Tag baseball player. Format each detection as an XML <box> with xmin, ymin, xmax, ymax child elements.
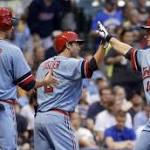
<box><xmin>0</xmin><ymin>7</ymin><xmax>57</xmax><ymax>149</ymax></box>
<box><xmin>34</xmin><ymin>31</ymin><xmax>107</xmax><ymax>150</ymax></box>
<box><xmin>97</xmin><ymin>20</ymin><xmax>150</xmax><ymax>150</ymax></box>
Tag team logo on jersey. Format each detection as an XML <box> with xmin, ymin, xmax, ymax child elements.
<box><xmin>142</xmin><ymin>67</ymin><xmax>150</xmax><ymax>92</ymax></box>
<box><xmin>143</xmin><ymin>67</ymin><xmax>150</xmax><ymax>79</ymax></box>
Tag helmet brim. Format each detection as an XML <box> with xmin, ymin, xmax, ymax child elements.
<box><xmin>75</xmin><ymin>39</ymin><xmax>85</xmax><ymax>44</ymax></box>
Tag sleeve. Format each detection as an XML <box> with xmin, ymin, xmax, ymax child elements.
<box><xmin>12</xmin><ymin>48</ymin><xmax>35</xmax><ymax>91</ymax></box>
<box><xmin>125</xmin><ymin>48</ymin><xmax>142</xmax><ymax>71</ymax></box>
<box><xmin>81</xmin><ymin>59</ymin><xmax>94</xmax><ymax>78</ymax></box>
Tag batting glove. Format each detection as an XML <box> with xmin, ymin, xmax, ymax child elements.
<box><xmin>97</xmin><ymin>21</ymin><xmax>112</xmax><ymax>42</ymax></box>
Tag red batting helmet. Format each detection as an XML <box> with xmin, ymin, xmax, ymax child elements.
<box><xmin>54</xmin><ymin>31</ymin><xmax>84</xmax><ymax>53</ymax></box>
<box><xmin>0</xmin><ymin>7</ymin><xmax>17</xmax><ymax>32</ymax></box>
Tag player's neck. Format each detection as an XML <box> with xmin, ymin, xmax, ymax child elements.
<box><xmin>59</xmin><ymin>49</ymin><xmax>71</xmax><ymax>58</ymax></box>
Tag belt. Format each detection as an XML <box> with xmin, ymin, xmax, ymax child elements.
<box><xmin>49</xmin><ymin>109</ymin><xmax>71</xmax><ymax>117</ymax></box>
<box><xmin>0</xmin><ymin>99</ymin><xmax>17</xmax><ymax>105</ymax></box>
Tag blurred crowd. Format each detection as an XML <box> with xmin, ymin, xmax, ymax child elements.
<box><xmin>1</xmin><ymin>0</ymin><xmax>150</xmax><ymax>149</ymax></box>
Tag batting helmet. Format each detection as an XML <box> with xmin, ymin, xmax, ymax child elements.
<box><xmin>54</xmin><ymin>31</ymin><xmax>84</xmax><ymax>53</ymax></box>
<box><xmin>0</xmin><ymin>7</ymin><xmax>17</xmax><ymax>32</ymax></box>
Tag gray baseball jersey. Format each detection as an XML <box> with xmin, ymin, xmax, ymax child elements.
<box><xmin>36</xmin><ymin>55</ymin><xmax>91</xmax><ymax>112</ymax></box>
<box><xmin>131</xmin><ymin>47</ymin><xmax>150</xmax><ymax>150</ymax></box>
<box><xmin>0</xmin><ymin>40</ymin><xmax>35</xmax><ymax>100</ymax></box>
<box><xmin>0</xmin><ymin>39</ymin><xmax>35</xmax><ymax>149</ymax></box>
<box><xmin>131</xmin><ymin>48</ymin><xmax>150</xmax><ymax>103</ymax></box>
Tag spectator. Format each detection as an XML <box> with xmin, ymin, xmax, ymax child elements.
<box><xmin>90</xmin><ymin>0</ymin><xmax>123</xmax><ymax>50</ymax></box>
<box><xmin>95</xmin><ymin>98</ymin><xmax>132</xmax><ymax>143</ymax></box>
<box><xmin>113</xmin><ymin>85</ymin><xmax>132</xmax><ymax>111</ymax></box>
<box><xmin>44</xmin><ymin>30</ymin><xmax>62</xmax><ymax>60</ymax></box>
<box><xmin>135</xmin><ymin>0</ymin><xmax>149</xmax><ymax>23</ymax></box>
<box><xmin>105</xmin><ymin>110</ymin><xmax>136</xmax><ymax>150</ymax></box>
<box><xmin>78</xmin><ymin>88</ymin><xmax>89</xmax><ymax>120</ymax></box>
<box><xmin>95</xmin><ymin>76</ymin><xmax>109</xmax><ymax>91</ymax></box>
<box><xmin>91</xmin><ymin>0</ymin><xmax>123</xmax><ymax>32</ymax></box>
<box><xmin>134</xmin><ymin>103</ymin><xmax>150</xmax><ymax>130</ymax></box>
<box><xmin>27</xmin><ymin>0</ymin><xmax>61</xmax><ymax>48</ymax></box>
<box><xmin>71</xmin><ymin>112</ymin><xmax>99</xmax><ymax>150</ymax></box>
<box><xmin>87</xmin><ymin>87</ymin><xmax>113</xmax><ymax>121</ymax></box>
<box><xmin>32</xmin><ymin>45</ymin><xmax>45</xmax><ymax>70</ymax></box>
<box><xmin>13</xmin><ymin>14</ymin><xmax>31</xmax><ymax>52</ymax></box>
<box><xmin>128</xmin><ymin>93</ymin><xmax>143</xmax><ymax>122</ymax></box>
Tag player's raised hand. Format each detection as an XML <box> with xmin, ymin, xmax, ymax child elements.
<box><xmin>97</xmin><ymin>21</ymin><xmax>112</xmax><ymax>43</ymax></box>
<box><xmin>43</xmin><ymin>70</ymin><xmax>58</xmax><ymax>87</ymax></box>
<box><xmin>97</xmin><ymin>21</ymin><xmax>109</xmax><ymax>38</ymax></box>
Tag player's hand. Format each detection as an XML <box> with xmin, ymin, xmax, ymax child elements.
<box><xmin>96</xmin><ymin>21</ymin><xmax>112</xmax><ymax>43</ymax></box>
<box><xmin>97</xmin><ymin>21</ymin><xmax>109</xmax><ymax>39</ymax></box>
<box><xmin>43</xmin><ymin>71</ymin><xmax>58</xmax><ymax>87</ymax></box>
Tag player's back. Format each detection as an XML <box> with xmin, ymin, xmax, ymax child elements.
<box><xmin>37</xmin><ymin>56</ymin><xmax>84</xmax><ymax>112</ymax></box>
<box><xmin>0</xmin><ymin>40</ymin><xmax>17</xmax><ymax>99</ymax></box>
<box><xmin>0</xmin><ymin>40</ymin><xmax>30</xmax><ymax>100</ymax></box>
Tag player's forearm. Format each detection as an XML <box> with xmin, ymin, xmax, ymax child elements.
<box><xmin>110</xmin><ymin>37</ymin><xmax>132</xmax><ymax>55</ymax></box>
<box><xmin>107</xmin><ymin>141</ymin><xmax>128</xmax><ymax>149</ymax></box>
<box><xmin>93</xmin><ymin>44</ymin><xmax>106</xmax><ymax>67</ymax></box>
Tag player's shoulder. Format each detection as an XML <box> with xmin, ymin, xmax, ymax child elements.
<box><xmin>0</xmin><ymin>40</ymin><xmax>21</xmax><ymax>56</ymax></box>
<box><xmin>1</xmin><ymin>40</ymin><xmax>20</xmax><ymax>50</ymax></box>
<box><xmin>67</xmin><ymin>57</ymin><xmax>84</xmax><ymax>63</ymax></box>
<box><xmin>54</xmin><ymin>56</ymin><xmax>83</xmax><ymax>64</ymax></box>
<box><xmin>38</xmin><ymin>57</ymin><xmax>56</xmax><ymax>71</ymax></box>
<box><xmin>5</xmin><ymin>41</ymin><xmax>20</xmax><ymax>50</ymax></box>
<box><xmin>137</xmin><ymin>48</ymin><xmax>150</xmax><ymax>56</ymax></box>
<box><xmin>137</xmin><ymin>47</ymin><xmax>150</xmax><ymax>52</ymax></box>
<box><xmin>40</xmin><ymin>57</ymin><xmax>54</xmax><ymax>66</ymax></box>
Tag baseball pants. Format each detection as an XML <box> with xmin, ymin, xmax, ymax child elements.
<box><xmin>0</xmin><ymin>101</ymin><xmax>17</xmax><ymax>150</ymax></box>
<box><xmin>34</xmin><ymin>111</ymin><xmax>79</xmax><ymax>150</ymax></box>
